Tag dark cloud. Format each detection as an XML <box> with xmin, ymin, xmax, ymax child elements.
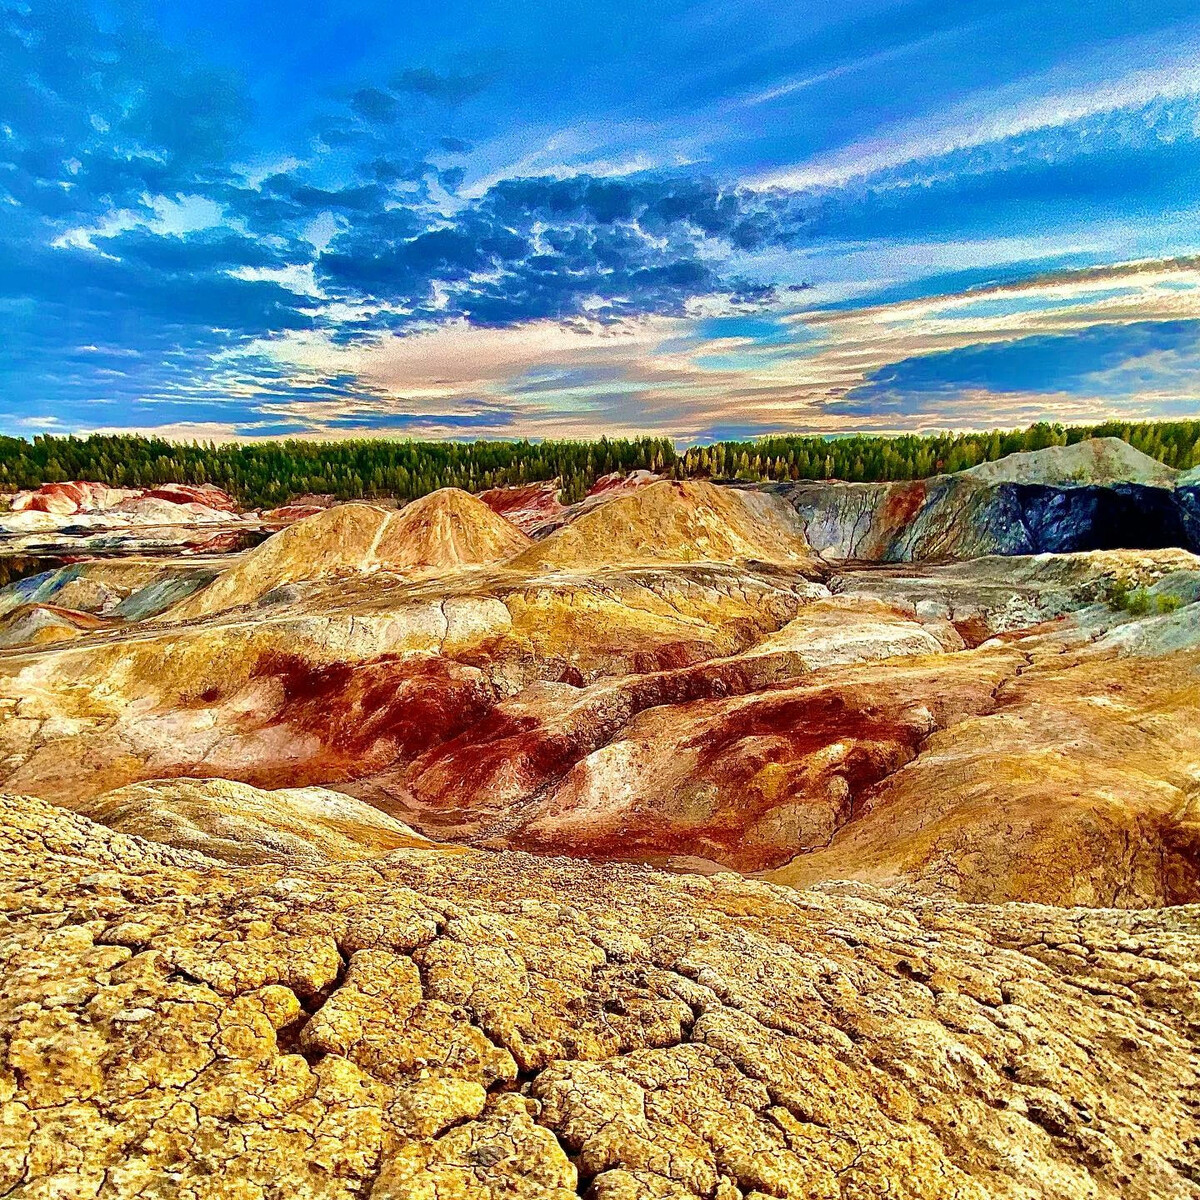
<box><xmin>390</xmin><ymin>67</ymin><xmax>491</xmax><ymax>104</ymax></box>
<box><xmin>98</xmin><ymin>229</ymin><xmax>298</xmax><ymax>273</ymax></box>
<box><xmin>350</xmin><ymin>87</ymin><xmax>401</xmax><ymax>123</ymax></box>
<box><xmin>315</xmin><ymin>171</ymin><xmax>796</xmax><ymax>326</ymax></box>
<box><xmin>0</xmin><ymin>0</ymin><xmax>249</xmax><ymax>222</ymax></box>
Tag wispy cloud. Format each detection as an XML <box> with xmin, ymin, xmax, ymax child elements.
<box><xmin>752</xmin><ymin>33</ymin><xmax>1200</xmax><ymax>191</ymax></box>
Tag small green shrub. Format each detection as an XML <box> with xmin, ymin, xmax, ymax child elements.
<box><xmin>1125</xmin><ymin>587</ymin><xmax>1152</xmax><ymax>616</ymax></box>
<box><xmin>1109</xmin><ymin>580</ymin><xmax>1185</xmax><ymax>616</ymax></box>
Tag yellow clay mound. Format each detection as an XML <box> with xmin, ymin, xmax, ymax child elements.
<box><xmin>83</xmin><ymin>776</ymin><xmax>436</xmax><ymax>865</ymax></box>
<box><xmin>375</xmin><ymin>486</ymin><xmax>532</xmax><ymax>570</ymax></box>
<box><xmin>512</xmin><ymin>480</ymin><xmax>814</xmax><ymax>571</ymax></box>
<box><xmin>170</xmin><ymin>489</ymin><xmax>531</xmax><ymax>618</ymax></box>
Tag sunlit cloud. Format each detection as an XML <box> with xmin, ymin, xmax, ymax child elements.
<box><xmin>212</xmin><ymin>259</ymin><xmax>1200</xmax><ymax>441</ymax></box>
<box><xmin>6</xmin><ymin>0</ymin><xmax>1200</xmax><ymax>442</ymax></box>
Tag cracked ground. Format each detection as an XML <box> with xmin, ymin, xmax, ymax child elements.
<box><xmin>2</xmin><ymin>791</ymin><xmax>1199</xmax><ymax>1199</ymax></box>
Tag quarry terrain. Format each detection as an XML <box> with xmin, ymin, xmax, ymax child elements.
<box><xmin>2</xmin><ymin>437</ymin><xmax>1200</xmax><ymax>1197</ymax></box>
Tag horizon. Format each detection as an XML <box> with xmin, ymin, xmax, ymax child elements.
<box><xmin>5</xmin><ymin>0</ymin><xmax>1200</xmax><ymax>442</ymax></box>
<box><xmin>4</xmin><ymin>416</ymin><xmax>1197</xmax><ymax>455</ymax></box>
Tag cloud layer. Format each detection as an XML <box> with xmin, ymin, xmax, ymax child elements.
<box><xmin>4</xmin><ymin>0</ymin><xmax>1200</xmax><ymax>440</ymax></box>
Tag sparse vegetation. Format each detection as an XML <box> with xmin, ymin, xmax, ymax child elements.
<box><xmin>1</xmin><ymin>418</ymin><xmax>1198</xmax><ymax>510</ymax></box>
<box><xmin>1108</xmin><ymin>581</ymin><xmax>1184</xmax><ymax>616</ymax></box>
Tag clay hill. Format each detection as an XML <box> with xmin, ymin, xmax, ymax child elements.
<box><xmin>170</xmin><ymin>488</ymin><xmax>531</xmax><ymax>619</ymax></box>
<box><xmin>0</xmin><ymin>560</ymin><xmax>217</xmax><ymax>649</ymax></box>
<box><xmin>477</xmin><ymin>479</ymin><xmax>567</xmax><ymax>533</ymax></box>
<box><xmin>512</xmin><ymin>480</ymin><xmax>815</xmax><ymax>570</ymax></box>
<box><xmin>2</xmin><ymin>789</ymin><xmax>1199</xmax><ymax>1199</ymax></box>
<box><xmin>479</xmin><ymin>469</ymin><xmax>663</xmax><ymax>537</ymax></box>
<box><xmin>0</xmin><ymin>481</ymin><xmax>243</xmax><ymax>541</ymax></box>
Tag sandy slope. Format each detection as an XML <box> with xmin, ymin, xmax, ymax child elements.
<box><xmin>170</xmin><ymin>489</ymin><xmax>531</xmax><ymax>618</ymax></box>
<box><xmin>960</xmin><ymin>436</ymin><xmax>1180</xmax><ymax>486</ymax></box>
<box><xmin>511</xmin><ymin>480</ymin><xmax>815</xmax><ymax>570</ymax></box>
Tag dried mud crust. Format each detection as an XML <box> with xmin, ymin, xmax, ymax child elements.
<box><xmin>2</xmin><ymin>792</ymin><xmax>1200</xmax><ymax>1199</ymax></box>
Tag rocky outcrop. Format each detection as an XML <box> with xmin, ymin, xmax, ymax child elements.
<box><xmin>0</xmin><ymin>562</ymin><xmax>218</xmax><ymax>648</ymax></box>
<box><xmin>745</xmin><ymin>596</ymin><xmax>962</xmax><ymax>666</ymax></box>
<box><xmin>478</xmin><ymin>481</ymin><xmax>568</xmax><ymax>534</ymax></box>
<box><xmin>11</xmin><ymin>481</ymin><xmax>240</xmax><ymax>517</ymax></box>
<box><xmin>771</xmin><ymin>476</ymin><xmax>1200</xmax><ymax>561</ymax></box>
<box><xmin>761</xmin><ymin>438</ymin><xmax>1200</xmax><ymax>562</ymax></box>
<box><xmin>1</xmin><ymin>789</ymin><xmax>1198</xmax><ymax>1199</ymax></box>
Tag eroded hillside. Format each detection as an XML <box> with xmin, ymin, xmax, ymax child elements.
<box><xmin>3</xmin><ymin>447</ymin><xmax>1200</xmax><ymax>1196</ymax></box>
<box><xmin>0</xmin><ymin>456</ymin><xmax>1198</xmax><ymax>908</ymax></box>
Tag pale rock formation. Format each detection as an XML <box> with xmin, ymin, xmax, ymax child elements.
<box><xmin>746</xmin><ymin>596</ymin><xmax>962</xmax><ymax>669</ymax></box>
<box><xmin>84</xmin><ymin>777</ymin><xmax>436</xmax><ymax>865</ymax></box>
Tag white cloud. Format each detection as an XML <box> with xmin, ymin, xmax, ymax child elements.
<box><xmin>52</xmin><ymin>193</ymin><xmax>226</xmax><ymax>253</ymax></box>
<box><xmin>751</xmin><ymin>33</ymin><xmax>1200</xmax><ymax>191</ymax></box>
<box><xmin>227</xmin><ymin>263</ymin><xmax>324</xmax><ymax>297</ymax></box>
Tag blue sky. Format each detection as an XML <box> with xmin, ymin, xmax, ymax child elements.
<box><xmin>3</xmin><ymin>0</ymin><xmax>1200</xmax><ymax>442</ymax></box>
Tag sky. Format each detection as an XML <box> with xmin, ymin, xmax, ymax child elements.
<box><xmin>3</xmin><ymin>0</ymin><xmax>1200</xmax><ymax>444</ymax></box>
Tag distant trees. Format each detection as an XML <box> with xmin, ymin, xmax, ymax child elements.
<box><xmin>677</xmin><ymin>420</ymin><xmax>1200</xmax><ymax>485</ymax></box>
<box><xmin>1</xmin><ymin>419</ymin><xmax>1197</xmax><ymax>509</ymax></box>
<box><xmin>0</xmin><ymin>434</ymin><xmax>677</xmax><ymax>509</ymax></box>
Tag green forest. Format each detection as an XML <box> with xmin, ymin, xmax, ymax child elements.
<box><xmin>1</xmin><ymin>419</ymin><xmax>1198</xmax><ymax>509</ymax></box>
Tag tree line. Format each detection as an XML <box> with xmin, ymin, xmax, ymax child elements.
<box><xmin>0</xmin><ymin>419</ymin><xmax>1197</xmax><ymax>509</ymax></box>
